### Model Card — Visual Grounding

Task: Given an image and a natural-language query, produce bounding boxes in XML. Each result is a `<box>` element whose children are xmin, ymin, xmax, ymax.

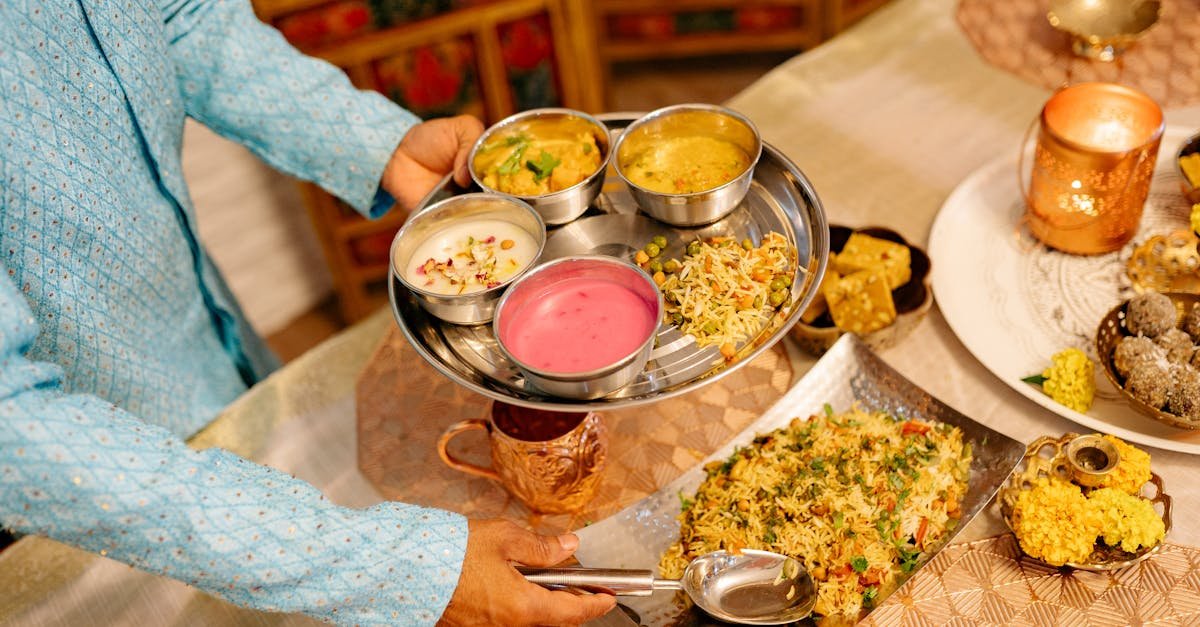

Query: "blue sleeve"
<box><xmin>0</xmin><ymin>270</ymin><xmax>468</xmax><ymax>625</ymax></box>
<box><xmin>159</xmin><ymin>0</ymin><xmax>417</xmax><ymax>217</ymax></box>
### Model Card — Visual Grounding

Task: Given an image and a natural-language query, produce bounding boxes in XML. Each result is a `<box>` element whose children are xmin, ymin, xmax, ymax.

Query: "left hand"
<box><xmin>382</xmin><ymin>115</ymin><xmax>485</xmax><ymax>213</ymax></box>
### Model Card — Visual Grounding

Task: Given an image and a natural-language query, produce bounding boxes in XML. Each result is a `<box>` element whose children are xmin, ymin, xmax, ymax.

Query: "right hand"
<box><xmin>437</xmin><ymin>519</ymin><xmax>617</xmax><ymax>626</ymax></box>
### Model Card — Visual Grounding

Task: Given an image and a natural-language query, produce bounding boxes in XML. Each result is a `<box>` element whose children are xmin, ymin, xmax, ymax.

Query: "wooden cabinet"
<box><xmin>590</xmin><ymin>0</ymin><xmax>824</xmax><ymax>65</ymax></box>
<box><xmin>251</xmin><ymin>0</ymin><xmax>605</xmax><ymax>321</ymax></box>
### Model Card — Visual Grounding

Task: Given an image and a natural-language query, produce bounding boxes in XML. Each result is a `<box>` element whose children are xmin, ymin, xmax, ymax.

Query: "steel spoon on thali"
<box><xmin>519</xmin><ymin>549</ymin><xmax>817</xmax><ymax>625</ymax></box>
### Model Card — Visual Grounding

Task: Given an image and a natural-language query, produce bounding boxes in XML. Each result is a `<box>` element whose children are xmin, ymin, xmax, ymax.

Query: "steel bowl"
<box><xmin>493</xmin><ymin>255</ymin><xmax>663</xmax><ymax>399</ymax></box>
<box><xmin>1047</xmin><ymin>0</ymin><xmax>1161</xmax><ymax>62</ymax></box>
<box><xmin>468</xmin><ymin>108</ymin><xmax>611</xmax><ymax>226</ymax></box>
<box><xmin>613</xmin><ymin>104</ymin><xmax>762</xmax><ymax>227</ymax></box>
<box><xmin>390</xmin><ymin>193</ymin><xmax>546</xmax><ymax>325</ymax></box>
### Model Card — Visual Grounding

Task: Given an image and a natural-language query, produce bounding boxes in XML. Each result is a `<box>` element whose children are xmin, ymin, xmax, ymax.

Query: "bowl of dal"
<box><xmin>613</xmin><ymin>104</ymin><xmax>762</xmax><ymax>227</ymax></box>
<box><xmin>469</xmin><ymin>108</ymin><xmax>611</xmax><ymax>226</ymax></box>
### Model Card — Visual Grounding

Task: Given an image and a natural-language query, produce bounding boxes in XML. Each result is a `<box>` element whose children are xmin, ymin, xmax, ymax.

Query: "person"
<box><xmin>0</xmin><ymin>1</ymin><xmax>615</xmax><ymax>625</ymax></box>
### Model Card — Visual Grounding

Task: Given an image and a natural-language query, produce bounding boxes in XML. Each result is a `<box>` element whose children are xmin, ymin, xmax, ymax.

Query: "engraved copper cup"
<box><xmin>437</xmin><ymin>402</ymin><xmax>607</xmax><ymax>514</ymax></box>
<box><xmin>1021</xmin><ymin>82</ymin><xmax>1164</xmax><ymax>254</ymax></box>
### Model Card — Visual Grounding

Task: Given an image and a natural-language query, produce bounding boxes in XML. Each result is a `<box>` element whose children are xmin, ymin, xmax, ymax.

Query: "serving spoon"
<box><xmin>519</xmin><ymin>549</ymin><xmax>816</xmax><ymax>625</ymax></box>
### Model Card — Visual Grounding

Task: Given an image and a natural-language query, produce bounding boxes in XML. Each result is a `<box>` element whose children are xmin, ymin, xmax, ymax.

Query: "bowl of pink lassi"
<box><xmin>493</xmin><ymin>255</ymin><xmax>663</xmax><ymax>399</ymax></box>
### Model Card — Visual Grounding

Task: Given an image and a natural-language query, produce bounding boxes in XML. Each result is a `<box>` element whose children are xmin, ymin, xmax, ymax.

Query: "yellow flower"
<box><xmin>1089</xmin><ymin>487</ymin><xmax>1165</xmax><ymax>553</ymax></box>
<box><xmin>1095</xmin><ymin>435</ymin><xmax>1152</xmax><ymax>495</ymax></box>
<box><xmin>1011</xmin><ymin>477</ymin><xmax>1102</xmax><ymax>566</ymax></box>
<box><xmin>1034</xmin><ymin>348</ymin><xmax>1095</xmax><ymax>413</ymax></box>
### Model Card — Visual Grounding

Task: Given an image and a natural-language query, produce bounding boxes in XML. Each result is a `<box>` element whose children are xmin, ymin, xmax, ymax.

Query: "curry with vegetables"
<box><xmin>473</xmin><ymin>115</ymin><xmax>604</xmax><ymax>196</ymax></box>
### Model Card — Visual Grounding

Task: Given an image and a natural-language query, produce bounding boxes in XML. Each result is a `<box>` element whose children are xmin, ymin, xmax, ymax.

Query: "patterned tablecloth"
<box><xmin>355</xmin><ymin>328</ymin><xmax>795</xmax><ymax>534</ymax></box>
<box><xmin>956</xmin><ymin>0</ymin><xmax>1200</xmax><ymax>108</ymax></box>
<box><xmin>4</xmin><ymin>0</ymin><xmax>1200</xmax><ymax>625</ymax></box>
<box><xmin>862</xmin><ymin>535</ymin><xmax>1200</xmax><ymax>626</ymax></box>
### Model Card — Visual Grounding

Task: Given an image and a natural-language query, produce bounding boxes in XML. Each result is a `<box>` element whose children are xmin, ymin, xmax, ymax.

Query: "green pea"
<box><xmin>703</xmin><ymin>321</ymin><xmax>721</xmax><ymax>334</ymax></box>
<box><xmin>652</xmin><ymin>235</ymin><xmax>668</xmax><ymax>249</ymax></box>
<box><xmin>687</xmin><ymin>241</ymin><xmax>702</xmax><ymax>256</ymax></box>
<box><xmin>671</xmin><ymin>312</ymin><xmax>684</xmax><ymax>325</ymax></box>
<box><xmin>742</xmin><ymin>238</ymin><xmax>753</xmax><ymax>250</ymax></box>
<box><xmin>664</xmin><ymin>259</ymin><xmax>681</xmax><ymax>274</ymax></box>
<box><xmin>769</xmin><ymin>277</ymin><xmax>787</xmax><ymax>292</ymax></box>
<box><xmin>769</xmin><ymin>290</ymin><xmax>787</xmax><ymax>307</ymax></box>
<box><xmin>782</xmin><ymin>274</ymin><xmax>793</xmax><ymax>287</ymax></box>
<box><xmin>648</xmin><ymin>259</ymin><xmax>663</xmax><ymax>274</ymax></box>
<box><xmin>754</xmin><ymin>295</ymin><xmax>764</xmax><ymax>308</ymax></box>
<box><xmin>645</xmin><ymin>242</ymin><xmax>661</xmax><ymax>258</ymax></box>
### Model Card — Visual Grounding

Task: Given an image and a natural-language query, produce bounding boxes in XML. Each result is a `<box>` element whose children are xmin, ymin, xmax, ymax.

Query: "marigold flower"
<box><xmin>1011</xmin><ymin>477</ymin><xmax>1102</xmax><ymax>566</ymax></box>
<box><xmin>1095</xmin><ymin>435</ymin><xmax>1152</xmax><ymax>495</ymax></box>
<box><xmin>1089</xmin><ymin>487</ymin><xmax>1165</xmax><ymax>553</ymax></box>
<box><xmin>1027</xmin><ymin>348</ymin><xmax>1095</xmax><ymax>413</ymax></box>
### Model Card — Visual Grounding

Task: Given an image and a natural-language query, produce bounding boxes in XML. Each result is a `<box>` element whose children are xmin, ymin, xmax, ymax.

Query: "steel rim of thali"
<box><xmin>389</xmin><ymin>114</ymin><xmax>831</xmax><ymax>411</ymax></box>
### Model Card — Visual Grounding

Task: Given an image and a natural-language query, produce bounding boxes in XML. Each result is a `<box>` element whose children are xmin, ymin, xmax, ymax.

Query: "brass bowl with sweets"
<box><xmin>1177</xmin><ymin>130</ymin><xmax>1200</xmax><ymax>204</ymax></box>
<box><xmin>998</xmin><ymin>433</ymin><xmax>1171</xmax><ymax>571</ymax></box>
<box><xmin>469</xmin><ymin>108</ymin><xmax>611</xmax><ymax>226</ymax></box>
<box><xmin>789</xmin><ymin>226</ymin><xmax>931</xmax><ymax>356</ymax></box>
<box><xmin>1096</xmin><ymin>291</ymin><xmax>1200</xmax><ymax>430</ymax></box>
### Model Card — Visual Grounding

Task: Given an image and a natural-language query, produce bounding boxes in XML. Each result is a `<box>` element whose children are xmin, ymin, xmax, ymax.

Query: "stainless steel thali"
<box><xmin>389</xmin><ymin>114</ymin><xmax>830</xmax><ymax>410</ymax></box>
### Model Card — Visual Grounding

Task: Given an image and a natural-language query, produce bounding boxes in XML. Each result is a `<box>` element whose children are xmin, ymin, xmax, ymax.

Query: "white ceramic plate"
<box><xmin>929</xmin><ymin>126</ymin><xmax>1200</xmax><ymax>455</ymax></box>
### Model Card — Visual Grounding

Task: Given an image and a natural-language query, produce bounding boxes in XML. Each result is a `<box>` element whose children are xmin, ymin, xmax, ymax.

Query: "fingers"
<box><xmin>525</xmin><ymin>587</ymin><xmax>618</xmax><ymax>626</ymax></box>
<box><xmin>503</xmin><ymin>526</ymin><xmax>578</xmax><ymax>567</ymax></box>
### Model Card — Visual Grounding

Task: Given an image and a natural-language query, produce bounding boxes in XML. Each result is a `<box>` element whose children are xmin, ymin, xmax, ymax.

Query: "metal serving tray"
<box><xmin>389</xmin><ymin>114</ymin><xmax>830</xmax><ymax>410</ymax></box>
<box><xmin>573</xmin><ymin>334</ymin><xmax>1028</xmax><ymax>626</ymax></box>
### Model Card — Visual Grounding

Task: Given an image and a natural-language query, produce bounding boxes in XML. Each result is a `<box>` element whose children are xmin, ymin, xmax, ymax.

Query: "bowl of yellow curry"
<box><xmin>469</xmin><ymin>108</ymin><xmax>610</xmax><ymax>226</ymax></box>
<box><xmin>614</xmin><ymin>104</ymin><xmax>762</xmax><ymax>227</ymax></box>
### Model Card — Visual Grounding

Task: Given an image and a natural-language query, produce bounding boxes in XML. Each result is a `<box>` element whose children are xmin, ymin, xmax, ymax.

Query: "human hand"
<box><xmin>382</xmin><ymin>115</ymin><xmax>484</xmax><ymax>213</ymax></box>
<box><xmin>437</xmin><ymin>519</ymin><xmax>616</xmax><ymax>627</ymax></box>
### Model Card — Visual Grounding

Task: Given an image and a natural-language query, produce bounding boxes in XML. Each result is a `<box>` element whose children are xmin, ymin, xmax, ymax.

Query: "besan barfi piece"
<box><xmin>800</xmin><ymin>255</ymin><xmax>839</xmax><ymax>324</ymax></box>
<box><xmin>834</xmin><ymin>232</ymin><xmax>911</xmax><ymax>290</ymax></box>
<box><xmin>824</xmin><ymin>269</ymin><xmax>897</xmax><ymax>334</ymax></box>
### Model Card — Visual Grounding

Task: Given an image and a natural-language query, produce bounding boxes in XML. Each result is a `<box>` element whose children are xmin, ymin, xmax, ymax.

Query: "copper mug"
<box><xmin>437</xmin><ymin>402</ymin><xmax>607</xmax><ymax>514</ymax></box>
<box><xmin>1021</xmin><ymin>82</ymin><xmax>1164</xmax><ymax>254</ymax></box>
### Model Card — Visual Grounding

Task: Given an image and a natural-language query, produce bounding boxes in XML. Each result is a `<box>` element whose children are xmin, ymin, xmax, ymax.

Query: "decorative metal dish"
<box><xmin>1096</xmin><ymin>292</ymin><xmax>1200</xmax><ymax>430</ymax></box>
<box><xmin>390</xmin><ymin>114</ymin><xmax>830</xmax><ymax>410</ymax></box>
<box><xmin>573</xmin><ymin>334</ymin><xmax>1026</xmax><ymax>625</ymax></box>
<box><xmin>789</xmin><ymin>225</ymin><xmax>932</xmax><ymax>356</ymax></box>
<box><xmin>998</xmin><ymin>433</ymin><xmax>1172</xmax><ymax>571</ymax></box>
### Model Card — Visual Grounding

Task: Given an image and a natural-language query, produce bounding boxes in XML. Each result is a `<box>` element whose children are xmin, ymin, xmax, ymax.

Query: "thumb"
<box><xmin>505</xmin><ymin>530</ymin><xmax>579</xmax><ymax>567</ymax></box>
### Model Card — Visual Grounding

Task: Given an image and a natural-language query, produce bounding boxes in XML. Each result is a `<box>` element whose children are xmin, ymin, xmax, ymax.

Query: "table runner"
<box><xmin>355</xmin><ymin>327</ymin><xmax>796</xmax><ymax>533</ymax></box>
<box><xmin>863</xmin><ymin>534</ymin><xmax>1200</xmax><ymax>625</ymax></box>
<box><xmin>956</xmin><ymin>0</ymin><xmax>1200</xmax><ymax>108</ymax></box>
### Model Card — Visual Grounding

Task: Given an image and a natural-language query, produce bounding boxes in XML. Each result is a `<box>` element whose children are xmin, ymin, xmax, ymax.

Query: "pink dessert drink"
<box><xmin>501</xmin><ymin>277</ymin><xmax>657</xmax><ymax>373</ymax></box>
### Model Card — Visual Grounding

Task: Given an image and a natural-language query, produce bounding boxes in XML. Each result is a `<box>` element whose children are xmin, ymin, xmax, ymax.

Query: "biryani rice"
<box><xmin>660</xmin><ymin>406</ymin><xmax>972</xmax><ymax>618</ymax></box>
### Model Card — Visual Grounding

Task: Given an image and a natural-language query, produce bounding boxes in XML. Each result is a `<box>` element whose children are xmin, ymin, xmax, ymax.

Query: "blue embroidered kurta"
<box><xmin>0</xmin><ymin>1</ymin><xmax>467</xmax><ymax>624</ymax></box>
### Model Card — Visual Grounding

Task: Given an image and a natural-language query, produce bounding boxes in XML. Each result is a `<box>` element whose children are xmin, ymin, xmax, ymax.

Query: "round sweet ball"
<box><xmin>1167</xmin><ymin>366</ymin><xmax>1200</xmax><ymax>421</ymax></box>
<box><xmin>1182</xmin><ymin>303</ymin><xmax>1200</xmax><ymax>343</ymax></box>
<box><xmin>1125</xmin><ymin>361</ymin><xmax>1171</xmax><ymax>409</ymax></box>
<box><xmin>1125</xmin><ymin>292</ymin><xmax>1177</xmax><ymax>338</ymax></box>
<box><xmin>1113</xmin><ymin>336</ymin><xmax>1164</xmax><ymax>378</ymax></box>
<box><xmin>1190</xmin><ymin>348</ymin><xmax>1200</xmax><ymax>371</ymax></box>
<box><xmin>1156</xmin><ymin>328</ymin><xmax>1195</xmax><ymax>364</ymax></box>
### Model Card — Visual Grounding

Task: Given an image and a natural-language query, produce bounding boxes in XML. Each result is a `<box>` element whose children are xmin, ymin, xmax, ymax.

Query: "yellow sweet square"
<box><xmin>800</xmin><ymin>263</ymin><xmax>839</xmax><ymax>324</ymax></box>
<box><xmin>824</xmin><ymin>269</ymin><xmax>897</xmax><ymax>334</ymax></box>
<box><xmin>834</xmin><ymin>233</ymin><xmax>911</xmax><ymax>290</ymax></box>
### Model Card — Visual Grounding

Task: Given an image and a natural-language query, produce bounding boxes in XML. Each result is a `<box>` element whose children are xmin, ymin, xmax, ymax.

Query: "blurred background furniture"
<box><xmin>250</xmin><ymin>0</ymin><xmax>607</xmax><ymax>321</ymax></box>
<box><xmin>243</xmin><ymin>0</ymin><xmax>894</xmax><ymax>326</ymax></box>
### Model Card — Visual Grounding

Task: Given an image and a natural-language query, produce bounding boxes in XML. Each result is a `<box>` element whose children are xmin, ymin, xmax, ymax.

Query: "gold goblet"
<box><xmin>1047</xmin><ymin>0</ymin><xmax>1162</xmax><ymax>62</ymax></box>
